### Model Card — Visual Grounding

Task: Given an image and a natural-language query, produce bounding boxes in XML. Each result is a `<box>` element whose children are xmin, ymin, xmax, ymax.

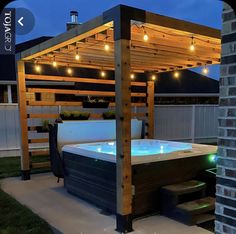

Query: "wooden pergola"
<box><xmin>17</xmin><ymin>5</ymin><xmax>221</xmax><ymax>233</ymax></box>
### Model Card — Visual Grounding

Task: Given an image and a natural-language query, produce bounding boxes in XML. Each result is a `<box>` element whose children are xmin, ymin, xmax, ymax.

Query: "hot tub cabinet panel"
<box><xmin>63</xmin><ymin>152</ymin><xmax>116</xmax><ymax>213</ymax></box>
<box><xmin>63</xmin><ymin>151</ymin><xmax>216</xmax><ymax>217</ymax></box>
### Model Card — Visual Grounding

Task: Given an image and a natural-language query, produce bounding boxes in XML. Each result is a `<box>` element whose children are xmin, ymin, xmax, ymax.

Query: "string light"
<box><xmin>174</xmin><ymin>71</ymin><xmax>180</xmax><ymax>78</ymax></box>
<box><xmin>130</xmin><ymin>73</ymin><xmax>135</xmax><ymax>80</ymax></box>
<box><xmin>35</xmin><ymin>63</ymin><xmax>41</xmax><ymax>72</ymax></box>
<box><xmin>202</xmin><ymin>66</ymin><xmax>209</xmax><ymax>75</ymax></box>
<box><xmin>52</xmin><ymin>61</ymin><xmax>57</xmax><ymax>67</ymax></box>
<box><xmin>142</xmin><ymin>26</ymin><xmax>149</xmax><ymax>42</ymax></box>
<box><xmin>100</xmin><ymin>69</ymin><xmax>106</xmax><ymax>78</ymax></box>
<box><xmin>75</xmin><ymin>53</ymin><xmax>80</xmax><ymax>61</ymax></box>
<box><xmin>67</xmin><ymin>66</ymin><xmax>72</xmax><ymax>75</ymax></box>
<box><xmin>190</xmin><ymin>36</ymin><xmax>195</xmax><ymax>52</ymax></box>
<box><xmin>104</xmin><ymin>43</ymin><xmax>110</xmax><ymax>51</ymax></box>
<box><xmin>151</xmin><ymin>74</ymin><xmax>157</xmax><ymax>81</ymax></box>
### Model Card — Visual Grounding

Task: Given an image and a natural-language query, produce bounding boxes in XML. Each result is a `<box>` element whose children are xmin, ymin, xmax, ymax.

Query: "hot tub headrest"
<box><xmin>57</xmin><ymin>119</ymin><xmax>143</xmax><ymax>152</ymax></box>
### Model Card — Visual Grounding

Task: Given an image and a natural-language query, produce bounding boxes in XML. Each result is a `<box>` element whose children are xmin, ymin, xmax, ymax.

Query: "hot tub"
<box><xmin>62</xmin><ymin>139</ymin><xmax>217</xmax><ymax>217</ymax></box>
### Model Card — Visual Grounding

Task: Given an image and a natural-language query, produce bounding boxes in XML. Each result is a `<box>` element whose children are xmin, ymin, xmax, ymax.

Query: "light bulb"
<box><xmin>52</xmin><ymin>61</ymin><xmax>57</xmax><ymax>67</ymax></box>
<box><xmin>104</xmin><ymin>44</ymin><xmax>110</xmax><ymax>51</ymax></box>
<box><xmin>202</xmin><ymin>67</ymin><xmax>209</xmax><ymax>75</ymax></box>
<box><xmin>174</xmin><ymin>71</ymin><xmax>179</xmax><ymax>78</ymax></box>
<box><xmin>130</xmin><ymin>73</ymin><xmax>135</xmax><ymax>80</ymax></box>
<box><xmin>35</xmin><ymin>65</ymin><xmax>41</xmax><ymax>72</ymax></box>
<box><xmin>143</xmin><ymin>33</ymin><xmax>149</xmax><ymax>42</ymax></box>
<box><xmin>67</xmin><ymin>68</ymin><xmax>72</xmax><ymax>75</ymax></box>
<box><xmin>190</xmin><ymin>44</ymin><xmax>195</xmax><ymax>51</ymax></box>
<box><xmin>101</xmin><ymin>70</ymin><xmax>106</xmax><ymax>77</ymax></box>
<box><xmin>75</xmin><ymin>53</ymin><xmax>80</xmax><ymax>60</ymax></box>
<box><xmin>151</xmin><ymin>74</ymin><xmax>156</xmax><ymax>81</ymax></box>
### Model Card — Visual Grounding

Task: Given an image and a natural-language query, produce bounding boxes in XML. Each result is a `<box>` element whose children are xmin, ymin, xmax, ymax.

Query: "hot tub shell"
<box><xmin>62</xmin><ymin>140</ymin><xmax>217</xmax><ymax>217</ymax></box>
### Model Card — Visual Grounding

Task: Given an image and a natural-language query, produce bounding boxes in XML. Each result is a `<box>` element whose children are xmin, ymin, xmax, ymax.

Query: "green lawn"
<box><xmin>0</xmin><ymin>156</ymin><xmax>50</xmax><ymax>179</ymax></box>
<box><xmin>0</xmin><ymin>156</ymin><xmax>53</xmax><ymax>234</ymax></box>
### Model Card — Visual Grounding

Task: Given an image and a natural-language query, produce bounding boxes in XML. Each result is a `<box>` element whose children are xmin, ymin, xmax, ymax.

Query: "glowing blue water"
<box><xmin>77</xmin><ymin>139</ymin><xmax>192</xmax><ymax>156</ymax></box>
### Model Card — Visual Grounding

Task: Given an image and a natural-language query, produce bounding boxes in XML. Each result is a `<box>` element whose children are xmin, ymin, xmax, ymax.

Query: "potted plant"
<box><xmin>36</xmin><ymin>120</ymin><xmax>50</xmax><ymax>133</ymax></box>
<box><xmin>60</xmin><ymin>111</ymin><xmax>72</xmax><ymax>120</ymax></box>
<box><xmin>83</xmin><ymin>96</ymin><xmax>109</xmax><ymax>108</ymax></box>
<box><xmin>102</xmin><ymin>110</ymin><xmax>116</xmax><ymax>120</ymax></box>
<box><xmin>72</xmin><ymin>111</ymin><xmax>90</xmax><ymax>120</ymax></box>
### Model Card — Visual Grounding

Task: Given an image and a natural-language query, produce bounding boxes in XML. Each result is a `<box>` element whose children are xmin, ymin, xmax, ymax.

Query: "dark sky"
<box><xmin>8</xmin><ymin>0</ymin><xmax>223</xmax><ymax>79</ymax></box>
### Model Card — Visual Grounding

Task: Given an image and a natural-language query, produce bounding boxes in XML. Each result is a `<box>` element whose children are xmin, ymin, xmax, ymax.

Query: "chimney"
<box><xmin>67</xmin><ymin>11</ymin><xmax>79</xmax><ymax>31</ymax></box>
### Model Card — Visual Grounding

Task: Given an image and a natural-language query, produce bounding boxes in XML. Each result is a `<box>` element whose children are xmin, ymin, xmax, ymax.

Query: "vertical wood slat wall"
<box><xmin>17</xmin><ymin>61</ymin><xmax>155</xmax><ymax>174</ymax></box>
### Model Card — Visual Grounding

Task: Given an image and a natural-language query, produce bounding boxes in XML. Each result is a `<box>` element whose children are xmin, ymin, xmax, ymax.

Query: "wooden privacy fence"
<box><xmin>0</xmin><ymin>104</ymin><xmax>219</xmax><ymax>157</ymax></box>
<box><xmin>17</xmin><ymin>61</ymin><xmax>155</xmax><ymax>172</ymax></box>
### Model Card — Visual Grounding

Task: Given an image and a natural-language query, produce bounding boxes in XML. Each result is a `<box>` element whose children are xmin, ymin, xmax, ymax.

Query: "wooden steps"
<box><xmin>161</xmin><ymin>180</ymin><xmax>215</xmax><ymax>226</ymax></box>
<box><xmin>162</xmin><ymin>180</ymin><xmax>206</xmax><ymax>195</ymax></box>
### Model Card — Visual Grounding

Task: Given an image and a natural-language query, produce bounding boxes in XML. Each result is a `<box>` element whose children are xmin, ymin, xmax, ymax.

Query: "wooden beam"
<box><xmin>115</xmin><ymin>38</ymin><xmax>132</xmax><ymax>221</ymax></box>
<box><xmin>20</xmin><ymin>16</ymin><xmax>113</xmax><ymax>60</ymax></box>
<box><xmin>31</xmin><ymin>162</ymin><xmax>50</xmax><ymax>169</ymax></box>
<box><xmin>28</xmin><ymin>113</ymin><xmax>59</xmax><ymax>119</ymax></box>
<box><xmin>25</xmin><ymin>74</ymin><xmax>146</xmax><ymax>86</ymax></box>
<box><xmin>145</xmin><ymin>11</ymin><xmax>221</xmax><ymax>39</ymax></box>
<box><xmin>27</xmin><ymin>88</ymin><xmax>146</xmax><ymax>97</ymax></box>
<box><xmin>30</xmin><ymin>150</ymin><xmax>49</xmax><ymax>156</ymax></box>
<box><xmin>147</xmin><ymin>81</ymin><xmax>155</xmax><ymax>139</ymax></box>
<box><xmin>17</xmin><ymin>61</ymin><xmax>30</xmax><ymax>180</ymax></box>
<box><xmin>29</xmin><ymin>138</ymin><xmax>48</xmax><ymax>143</ymax></box>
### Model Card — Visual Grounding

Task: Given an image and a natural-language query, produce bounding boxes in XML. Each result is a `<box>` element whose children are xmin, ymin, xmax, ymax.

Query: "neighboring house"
<box><xmin>0</xmin><ymin>36</ymin><xmax>52</xmax><ymax>103</ymax></box>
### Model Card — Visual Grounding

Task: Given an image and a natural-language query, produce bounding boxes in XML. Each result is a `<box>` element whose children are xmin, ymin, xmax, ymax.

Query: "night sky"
<box><xmin>8</xmin><ymin>0</ymin><xmax>223</xmax><ymax>79</ymax></box>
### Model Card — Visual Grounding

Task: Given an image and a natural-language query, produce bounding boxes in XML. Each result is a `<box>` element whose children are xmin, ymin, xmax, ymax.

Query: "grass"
<box><xmin>0</xmin><ymin>155</ymin><xmax>53</xmax><ymax>234</ymax></box>
<box><xmin>0</xmin><ymin>156</ymin><xmax>50</xmax><ymax>179</ymax></box>
<box><xmin>0</xmin><ymin>189</ymin><xmax>53</xmax><ymax>234</ymax></box>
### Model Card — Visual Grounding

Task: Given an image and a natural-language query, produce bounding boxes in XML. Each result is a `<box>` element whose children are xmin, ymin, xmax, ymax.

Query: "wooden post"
<box><xmin>17</xmin><ymin>61</ymin><xmax>30</xmax><ymax>180</ymax></box>
<box><xmin>115</xmin><ymin>39</ymin><xmax>132</xmax><ymax>232</ymax></box>
<box><xmin>147</xmin><ymin>81</ymin><xmax>155</xmax><ymax>139</ymax></box>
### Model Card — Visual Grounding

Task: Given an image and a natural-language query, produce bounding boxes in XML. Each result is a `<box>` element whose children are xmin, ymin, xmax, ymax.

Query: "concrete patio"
<box><xmin>1</xmin><ymin>173</ymin><xmax>213</xmax><ymax>234</ymax></box>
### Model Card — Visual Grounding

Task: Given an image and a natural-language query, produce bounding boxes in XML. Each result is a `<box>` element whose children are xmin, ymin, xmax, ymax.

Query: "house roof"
<box><xmin>0</xmin><ymin>37</ymin><xmax>52</xmax><ymax>82</ymax></box>
<box><xmin>155</xmin><ymin>70</ymin><xmax>219</xmax><ymax>93</ymax></box>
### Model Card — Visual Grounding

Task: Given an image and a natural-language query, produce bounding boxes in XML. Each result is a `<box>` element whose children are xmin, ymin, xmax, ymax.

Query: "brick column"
<box><xmin>216</xmin><ymin>3</ymin><xmax>236</xmax><ymax>234</ymax></box>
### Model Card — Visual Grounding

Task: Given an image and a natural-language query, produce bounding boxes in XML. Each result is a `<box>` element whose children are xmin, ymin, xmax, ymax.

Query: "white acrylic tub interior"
<box><xmin>62</xmin><ymin>139</ymin><xmax>217</xmax><ymax>165</ymax></box>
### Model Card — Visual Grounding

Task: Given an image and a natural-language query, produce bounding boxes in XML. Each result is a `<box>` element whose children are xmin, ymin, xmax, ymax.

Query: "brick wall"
<box><xmin>216</xmin><ymin>3</ymin><xmax>236</xmax><ymax>233</ymax></box>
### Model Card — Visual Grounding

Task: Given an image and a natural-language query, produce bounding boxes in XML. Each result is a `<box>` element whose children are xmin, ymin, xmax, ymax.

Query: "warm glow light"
<box><xmin>151</xmin><ymin>74</ymin><xmax>156</xmax><ymax>81</ymax></box>
<box><xmin>190</xmin><ymin>44</ymin><xmax>195</xmax><ymax>51</ymax></box>
<box><xmin>130</xmin><ymin>73</ymin><xmax>135</xmax><ymax>80</ymax></box>
<box><xmin>67</xmin><ymin>67</ymin><xmax>72</xmax><ymax>75</ymax></box>
<box><xmin>100</xmin><ymin>70</ymin><xmax>106</xmax><ymax>77</ymax></box>
<box><xmin>52</xmin><ymin>61</ymin><xmax>57</xmax><ymax>67</ymax></box>
<box><xmin>75</xmin><ymin>53</ymin><xmax>80</xmax><ymax>60</ymax></box>
<box><xmin>104</xmin><ymin>44</ymin><xmax>110</xmax><ymax>51</ymax></box>
<box><xmin>143</xmin><ymin>33</ymin><xmax>149</xmax><ymax>42</ymax></box>
<box><xmin>202</xmin><ymin>67</ymin><xmax>209</xmax><ymax>75</ymax></box>
<box><xmin>35</xmin><ymin>65</ymin><xmax>41</xmax><ymax>72</ymax></box>
<box><xmin>174</xmin><ymin>71</ymin><xmax>180</xmax><ymax>78</ymax></box>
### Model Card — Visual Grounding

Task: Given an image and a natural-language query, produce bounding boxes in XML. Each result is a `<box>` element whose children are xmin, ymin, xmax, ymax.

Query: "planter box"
<box><xmin>82</xmin><ymin>101</ymin><xmax>109</xmax><ymax>108</ymax></box>
<box><xmin>36</xmin><ymin>126</ymin><xmax>49</xmax><ymax>133</ymax></box>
